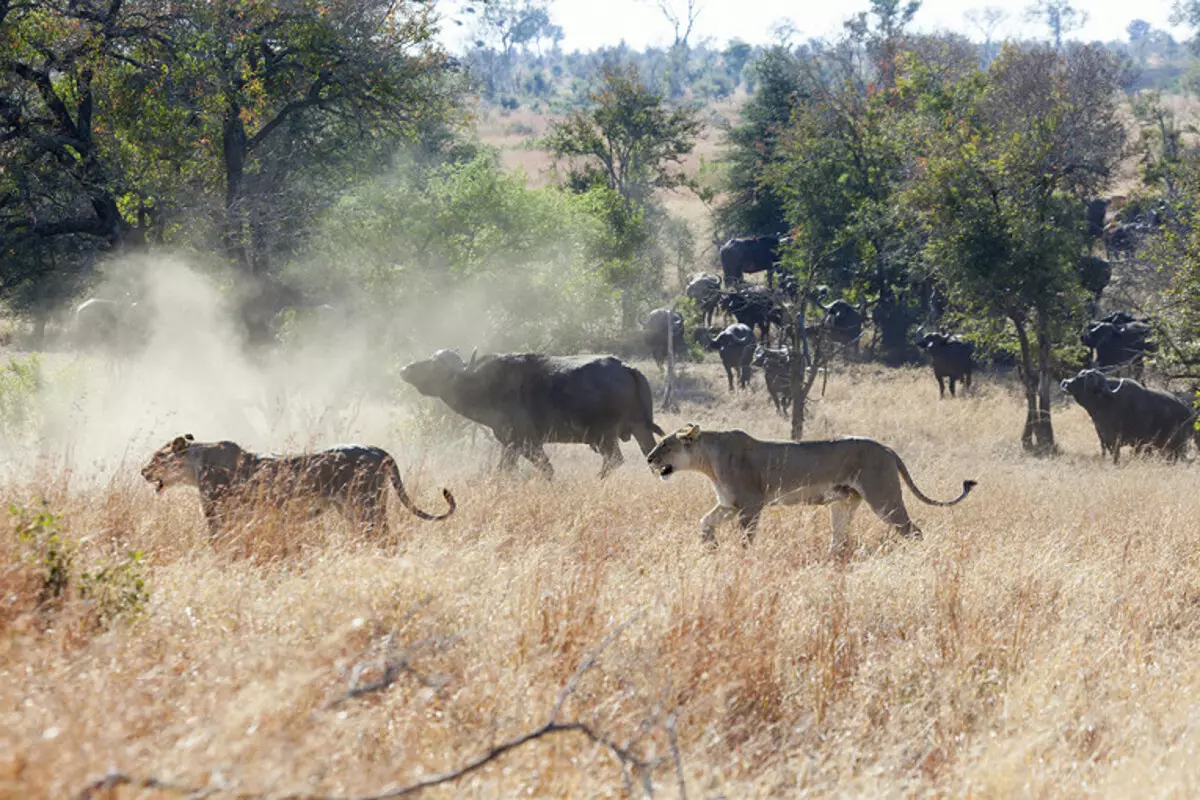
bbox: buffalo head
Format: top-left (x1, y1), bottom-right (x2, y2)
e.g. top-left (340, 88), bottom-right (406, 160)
top-left (401, 350), bottom-right (477, 398)
top-left (1060, 368), bottom-right (1112, 400)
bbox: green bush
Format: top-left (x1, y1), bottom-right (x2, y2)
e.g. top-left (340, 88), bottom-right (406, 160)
top-left (0, 354), bottom-right (42, 442)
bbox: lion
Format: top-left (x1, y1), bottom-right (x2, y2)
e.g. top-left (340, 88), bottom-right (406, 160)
top-left (141, 434), bottom-right (455, 538)
top-left (646, 424), bottom-right (976, 552)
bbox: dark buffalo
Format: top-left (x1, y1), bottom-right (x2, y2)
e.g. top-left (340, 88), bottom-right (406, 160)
top-left (707, 323), bottom-right (756, 392)
top-left (1084, 198), bottom-right (1108, 239)
top-left (1076, 256), bottom-right (1112, 305)
top-left (718, 285), bottom-right (785, 343)
top-left (720, 235), bottom-right (785, 287)
top-left (400, 351), bottom-right (664, 479)
top-left (752, 345), bottom-right (794, 416)
top-left (1081, 315), bottom-right (1155, 380)
top-left (1061, 369), bottom-right (1195, 464)
top-left (685, 273), bottom-right (722, 326)
top-left (813, 287), bottom-right (864, 352)
top-left (642, 308), bottom-right (686, 369)
top-left (916, 330), bottom-right (974, 398)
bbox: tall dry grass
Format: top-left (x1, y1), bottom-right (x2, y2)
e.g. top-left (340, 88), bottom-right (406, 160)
top-left (4, 362), bottom-right (1200, 798)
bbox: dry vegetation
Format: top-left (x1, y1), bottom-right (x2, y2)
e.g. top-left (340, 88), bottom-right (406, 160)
top-left (5, 346), bottom-right (1200, 798)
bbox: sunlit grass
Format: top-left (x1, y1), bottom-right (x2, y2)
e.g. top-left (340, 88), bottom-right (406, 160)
top-left (3, 360), bottom-right (1198, 797)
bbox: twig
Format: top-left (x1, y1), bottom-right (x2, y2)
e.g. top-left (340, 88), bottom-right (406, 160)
top-left (667, 711), bottom-right (687, 800)
top-left (73, 609), bottom-right (668, 800)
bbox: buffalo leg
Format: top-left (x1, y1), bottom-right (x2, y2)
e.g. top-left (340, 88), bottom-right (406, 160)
top-left (936, 375), bottom-right (946, 399)
top-left (523, 443), bottom-right (554, 480)
top-left (632, 425), bottom-right (658, 457)
top-left (948, 376), bottom-right (957, 397)
top-left (725, 363), bottom-right (735, 392)
top-left (498, 444), bottom-right (521, 473)
top-left (597, 438), bottom-right (624, 479)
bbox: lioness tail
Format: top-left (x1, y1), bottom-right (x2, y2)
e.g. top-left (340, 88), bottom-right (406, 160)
top-left (385, 458), bottom-right (456, 521)
top-left (894, 454), bottom-right (976, 507)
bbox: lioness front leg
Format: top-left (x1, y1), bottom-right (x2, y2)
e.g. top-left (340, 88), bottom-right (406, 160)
top-left (737, 503), bottom-right (763, 546)
top-left (699, 504), bottom-right (737, 546)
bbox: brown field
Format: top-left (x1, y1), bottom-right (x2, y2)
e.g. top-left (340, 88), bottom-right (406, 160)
top-left (5, 352), bottom-right (1200, 799)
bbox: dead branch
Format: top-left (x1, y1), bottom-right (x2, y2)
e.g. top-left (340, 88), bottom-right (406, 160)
top-left (73, 609), bottom-right (674, 800)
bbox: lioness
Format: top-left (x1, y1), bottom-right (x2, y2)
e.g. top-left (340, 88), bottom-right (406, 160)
top-left (142, 435), bottom-right (455, 537)
top-left (646, 424), bottom-right (976, 551)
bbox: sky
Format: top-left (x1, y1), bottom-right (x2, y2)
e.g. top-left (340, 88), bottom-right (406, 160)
top-left (439, 0), bottom-right (1190, 52)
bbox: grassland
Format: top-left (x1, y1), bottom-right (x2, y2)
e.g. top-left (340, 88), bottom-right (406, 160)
top-left (5, 356), bottom-right (1200, 799)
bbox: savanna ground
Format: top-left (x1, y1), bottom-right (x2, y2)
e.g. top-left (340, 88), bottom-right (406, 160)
top-left (5, 343), bottom-right (1200, 799)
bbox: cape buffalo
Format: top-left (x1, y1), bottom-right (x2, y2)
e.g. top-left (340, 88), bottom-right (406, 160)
top-left (642, 308), bottom-right (686, 370)
top-left (813, 287), bottom-right (864, 354)
top-left (400, 351), bottom-right (665, 479)
top-left (707, 323), bottom-right (756, 392)
top-left (72, 296), bottom-right (149, 354)
top-left (752, 345), bottom-right (794, 416)
top-left (720, 236), bottom-right (784, 287)
top-left (718, 285), bottom-right (785, 343)
top-left (916, 330), bottom-right (973, 398)
top-left (685, 273), bottom-right (722, 326)
top-left (1081, 315), bottom-right (1155, 380)
top-left (1061, 369), bottom-right (1196, 464)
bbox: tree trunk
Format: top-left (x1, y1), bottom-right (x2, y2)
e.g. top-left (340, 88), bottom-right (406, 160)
top-left (1033, 308), bottom-right (1056, 451)
top-left (662, 310), bottom-right (677, 411)
top-left (222, 98), bottom-right (251, 272)
top-left (1013, 316), bottom-right (1039, 451)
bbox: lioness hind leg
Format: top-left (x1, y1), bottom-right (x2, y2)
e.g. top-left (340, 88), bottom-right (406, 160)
top-left (828, 492), bottom-right (862, 556)
top-left (863, 482), bottom-right (922, 540)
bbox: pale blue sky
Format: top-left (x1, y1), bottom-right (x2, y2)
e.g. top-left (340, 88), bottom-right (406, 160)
top-left (440, 0), bottom-right (1188, 52)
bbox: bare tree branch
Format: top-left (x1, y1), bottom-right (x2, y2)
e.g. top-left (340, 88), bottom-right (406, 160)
top-left (73, 608), bottom-right (672, 800)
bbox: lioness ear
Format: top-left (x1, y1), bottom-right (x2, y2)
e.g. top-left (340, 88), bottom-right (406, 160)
top-left (678, 423), bottom-right (700, 440)
top-left (184, 433), bottom-right (194, 441)
top-left (171, 436), bottom-right (189, 452)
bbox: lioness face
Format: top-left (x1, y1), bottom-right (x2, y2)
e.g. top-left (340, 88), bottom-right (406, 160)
top-left (646, 424), bottom-right (703, 479)
top-left (141, 435), bottom-right (197, 493)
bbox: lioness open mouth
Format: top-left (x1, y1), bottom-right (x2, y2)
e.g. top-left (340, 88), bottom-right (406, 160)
top-left (154, 479), bottom-right (164, 494)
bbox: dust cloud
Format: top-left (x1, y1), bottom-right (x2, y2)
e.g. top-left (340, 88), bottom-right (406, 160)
top-left (5, 253), bottom-right (492, 485)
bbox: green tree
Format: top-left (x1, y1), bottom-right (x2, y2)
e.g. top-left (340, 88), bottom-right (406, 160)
top-left (715, 46), bottom-right (804, 238)
top-left (909, 44), bottom-right (1127, 451)
top-left (546, 61), bottom-right (700, 327)
top-left (546, 62), bottom-right (701, 209)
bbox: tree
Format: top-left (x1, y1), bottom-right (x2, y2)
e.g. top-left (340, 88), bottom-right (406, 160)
top-left (546, 62), bottom-right (701, 328)
top-left (964, 6), bottom-right (1009, 63)
top-left (546, 63), bottom-right (701, 210)
top-left (643, 0), bottom-right (702, 97)
top-left (167, 0), bottom-right (459, 278)
top-left (469, 0), bottom-right (560, 98)
top-left (715, 46), bottom-right (804, 238)
top-left (1128, 19), bottom-right (1152, 43)
top-left (1024, 0), bottom-right (1087, 51)
top-left (909, 45), bottom-right (1127, 452)
top-left (0, 0), bottom-right (175, 329)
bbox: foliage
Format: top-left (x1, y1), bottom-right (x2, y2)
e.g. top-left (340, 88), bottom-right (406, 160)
top-left (294, 151), bottom-right (622, 351)
top-left (11, 502), bottom-right (72, 608)
top-left (80, 552), bottom-right (150, 628)
top-left (546, 62), bottom-right (702, 209)
top-left (0, 354), bottom-right (43, 443)
top-left (8, 500), bottom-right (149, 628)
top-left (909, 44), bottom-right (1128, 450)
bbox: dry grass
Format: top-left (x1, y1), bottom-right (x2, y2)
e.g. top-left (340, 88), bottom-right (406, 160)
top-left (5, 361), bottom-right (1200, 798)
